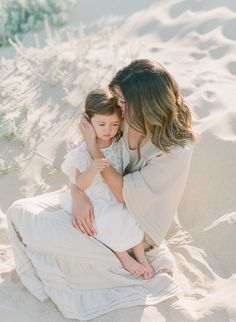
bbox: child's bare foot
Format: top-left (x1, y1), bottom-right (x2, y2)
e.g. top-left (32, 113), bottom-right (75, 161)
top-left (135, 256), bottom-right (155, 280)
top-left (115, 251), bottom-right (146, 276)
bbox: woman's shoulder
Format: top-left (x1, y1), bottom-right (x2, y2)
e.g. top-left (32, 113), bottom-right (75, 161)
top-left (169, 142), bottom-right (194, 157)
top-left (147, 142), bottom-right (194, 167)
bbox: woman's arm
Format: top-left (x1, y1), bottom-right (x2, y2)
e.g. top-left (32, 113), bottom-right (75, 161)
top-left (70, 184), bottom-right (96, 236)
top-left (122, 144), bottom-right (194, 246)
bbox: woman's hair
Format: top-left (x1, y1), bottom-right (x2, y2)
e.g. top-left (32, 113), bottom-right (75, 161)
top-left (109, 59), bottom-right (196, 155)
top-left (84, 88), bottom-right (122, 139)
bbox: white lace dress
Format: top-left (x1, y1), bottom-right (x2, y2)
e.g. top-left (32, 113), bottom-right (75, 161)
top-left (60, 138), bottom-right (144, 252)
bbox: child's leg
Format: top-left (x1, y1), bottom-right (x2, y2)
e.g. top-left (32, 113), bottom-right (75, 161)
top-left (132, 241), bottom-right (155, 280)
top-left (115, 250), bottom-right (145, 276)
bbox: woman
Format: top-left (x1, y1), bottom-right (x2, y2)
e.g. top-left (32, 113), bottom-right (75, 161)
top-left (72, 58), bottom-right (195, 247)
top-left (7, 59), bottom-right (195, 320)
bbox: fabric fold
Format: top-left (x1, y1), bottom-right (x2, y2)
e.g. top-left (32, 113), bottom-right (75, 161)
top-left (7, 191), bottom-right (180, 320)
top-left (123, 144), bottom-right (193, 245)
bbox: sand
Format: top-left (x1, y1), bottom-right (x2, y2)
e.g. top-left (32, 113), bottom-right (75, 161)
top-left (0, 0), bottom-right (236, 321)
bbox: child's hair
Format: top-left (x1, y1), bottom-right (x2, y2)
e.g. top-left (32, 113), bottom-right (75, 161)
top-left (85, 88), bottom-right (121, 118)
top-left (84, 88), bottom-right (123, 139)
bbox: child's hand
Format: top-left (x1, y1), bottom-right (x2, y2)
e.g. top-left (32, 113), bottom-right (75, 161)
top-left (90, 158), bottom-right (110, 173)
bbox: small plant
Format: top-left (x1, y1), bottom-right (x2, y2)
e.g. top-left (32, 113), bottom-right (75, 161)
top-left (0, 0), bottom-right (75, 47)
top-left (0, 159), bottom-right (11, 175)
top-left (0, 90), bottom-right (8, 98)
top-left (46, 164), bottom-right (58, 175)
top-left (0, 158), bottom-right (21, 176)
top-left (21, 104), bottom-right (31, 117)
top-left (0, 121), bottom-right (26, 145)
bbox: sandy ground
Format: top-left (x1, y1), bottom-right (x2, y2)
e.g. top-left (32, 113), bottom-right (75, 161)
top-left (0, 0), bottom-right (236, 321)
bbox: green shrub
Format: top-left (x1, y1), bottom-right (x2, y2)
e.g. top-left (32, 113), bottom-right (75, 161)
top-left (0, 0), bottom-right (75, 46)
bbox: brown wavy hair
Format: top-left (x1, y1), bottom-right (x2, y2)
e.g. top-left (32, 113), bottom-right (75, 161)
top-left (109, 59), bottom-right (196, 155)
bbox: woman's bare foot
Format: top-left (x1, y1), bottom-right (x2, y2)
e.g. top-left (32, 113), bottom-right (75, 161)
top-left (135, 256), bottom-right (155, 280)
top-left (115, 251), bottom-right (146, 276)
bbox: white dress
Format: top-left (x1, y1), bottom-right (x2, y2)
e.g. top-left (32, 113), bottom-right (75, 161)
top-left (60, 138), bottom-right (144, 252)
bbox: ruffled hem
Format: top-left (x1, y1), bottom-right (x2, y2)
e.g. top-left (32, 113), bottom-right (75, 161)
top-left (7, 198), bottom-right (180, 321)
top-left (19, 243), bottom-right (179, 320)
top-left (45, 274), bottom-right (180, 320)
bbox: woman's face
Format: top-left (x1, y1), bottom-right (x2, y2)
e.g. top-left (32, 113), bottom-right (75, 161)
top-left (114, 86), bottom-right (126, 113)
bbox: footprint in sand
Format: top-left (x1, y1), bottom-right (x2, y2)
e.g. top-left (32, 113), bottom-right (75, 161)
top-left (198, 39), bottom-right (217, 50)
top-left (137, 20), bottom-right (160, 37)
top-left (190, 52), bottom-right (206, 60)
top-left (149, 47), bottom-right (160, 53)
top-left (209, 45), bottom-right (229, 60)
top-left (205, 91), bottom-right (216, 101)
top-left (182, 88), bottom-right (194, 97)
top-left (227, 61), bottom-right (236, 76)
top-left (222, 18), bottom-right (236, 41)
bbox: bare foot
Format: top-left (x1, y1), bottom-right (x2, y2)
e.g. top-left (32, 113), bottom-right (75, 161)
top-left (116, 252), bottom-right (146, 276)
top-left (136, 256), bottom-right (155, 280)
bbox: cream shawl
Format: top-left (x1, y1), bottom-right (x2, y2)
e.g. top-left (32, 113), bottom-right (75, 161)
top-left (122, 122), bottom-right (193, 246)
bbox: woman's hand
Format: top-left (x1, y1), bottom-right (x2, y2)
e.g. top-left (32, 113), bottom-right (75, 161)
top-left (79, 113), bottom-right (96, 149)
top-left (71, 184), bottom-right (96, 236)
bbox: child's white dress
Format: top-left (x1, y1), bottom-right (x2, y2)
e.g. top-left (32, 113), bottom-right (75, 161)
top-left (59, 138), bottom-right (144, 252)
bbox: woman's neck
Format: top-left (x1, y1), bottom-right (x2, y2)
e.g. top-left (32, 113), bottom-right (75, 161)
top-left (128, 126), bottom-right (151, 150)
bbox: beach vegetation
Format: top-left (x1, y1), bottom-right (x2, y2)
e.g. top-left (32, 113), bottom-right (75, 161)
top-left (0, 0), bottom-right (75, 46)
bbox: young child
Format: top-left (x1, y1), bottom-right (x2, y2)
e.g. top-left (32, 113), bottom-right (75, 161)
top-left (60, 88), bottom-right (155, 279)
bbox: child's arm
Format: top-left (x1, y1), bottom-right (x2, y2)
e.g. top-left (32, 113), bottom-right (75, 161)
top-left (80, 144), bottom-right (124, 203)
top-left (75, 158), bottom-right (110, 190)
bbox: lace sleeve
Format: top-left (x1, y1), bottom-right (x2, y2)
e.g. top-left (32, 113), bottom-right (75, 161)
top-left (61, 143), bottom-right (92, 184)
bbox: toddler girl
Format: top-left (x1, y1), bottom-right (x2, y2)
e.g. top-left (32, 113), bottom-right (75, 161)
top-left (60, 88), bottom-right (155, 279)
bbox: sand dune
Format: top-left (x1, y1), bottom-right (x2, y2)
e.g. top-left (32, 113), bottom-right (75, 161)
top-left (0, 0), bottom-right (236, 321)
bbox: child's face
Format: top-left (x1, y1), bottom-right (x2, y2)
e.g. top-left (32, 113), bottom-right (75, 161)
top-left (90, 113), bottom-right (121, 141)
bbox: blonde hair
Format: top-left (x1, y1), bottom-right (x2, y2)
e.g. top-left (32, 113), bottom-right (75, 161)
top-left (109, 59), bottom-right (196, 157)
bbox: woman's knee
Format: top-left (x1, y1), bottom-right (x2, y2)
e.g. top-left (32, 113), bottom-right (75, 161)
top-left (7, 198), bottom-right (29, 219)
top-left (7, 192), bottom-right (62, 220)
top-left (7, 196), bottom-right (42, 221)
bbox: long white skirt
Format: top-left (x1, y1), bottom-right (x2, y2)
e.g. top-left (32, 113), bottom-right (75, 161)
top-left (60, 189), bottom-right (144, 252)
top-left (7, 190), bottom-right (179, 321)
